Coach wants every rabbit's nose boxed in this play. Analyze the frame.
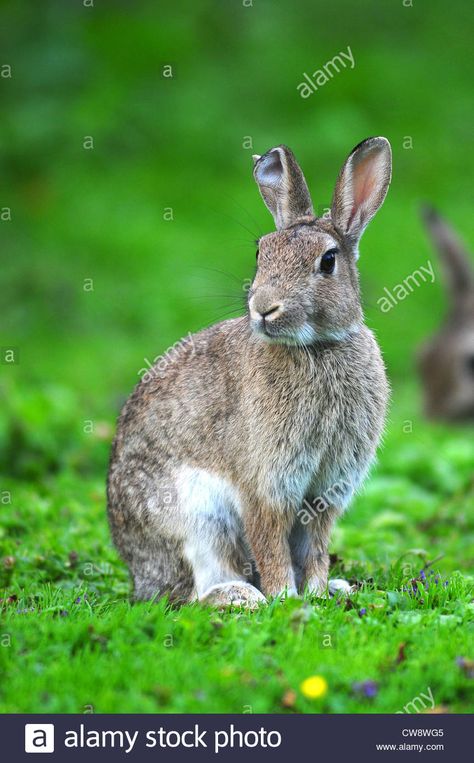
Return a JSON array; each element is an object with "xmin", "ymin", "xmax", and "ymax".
[
  {"xmin": 261, "ymin": 303, "xmax": 283, "ymax": 320},
  {"xmin": 249, "ymin": 295, "xmax": 283, "ymax": 322}
]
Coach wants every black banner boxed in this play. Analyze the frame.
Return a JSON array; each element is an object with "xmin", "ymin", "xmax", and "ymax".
[{"xmin": 3, "ymin": 713, "xmax": 469, "ymax": 762}]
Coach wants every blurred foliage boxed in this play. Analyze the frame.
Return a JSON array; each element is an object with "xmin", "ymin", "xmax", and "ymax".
[{"xmin": 1, "ymin": 0, "xmax": 473, "ymax": 407}]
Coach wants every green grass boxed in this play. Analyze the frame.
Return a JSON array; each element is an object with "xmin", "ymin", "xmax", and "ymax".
[{"xmin": 1, "ymin": 385, "xmax": 473, "ymax": 713}]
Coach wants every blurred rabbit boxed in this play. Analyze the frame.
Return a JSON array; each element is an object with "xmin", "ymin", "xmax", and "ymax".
[
  {"xmin": 418, "ymin": 207, "xmax": 474, "ymax": 421},
  {"xmin": 107, "ymin": 138, "xmax": 392, "ymax": 607}
]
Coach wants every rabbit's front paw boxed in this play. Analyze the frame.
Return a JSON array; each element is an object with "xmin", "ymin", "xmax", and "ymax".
[
  {"xmin": 328, "ymin": 578, "xmax": 355, "ymax": 597},
  {"xmin": 306, "ymin": 578, "xmax": 354, "ymax": 598},
  {"xmin": 199, "ymin": 581, "xmax": 267, "ymax": 610},
  {"xmin": 275, "ymin": 585, "xmax": 299, "ymax": 600}
]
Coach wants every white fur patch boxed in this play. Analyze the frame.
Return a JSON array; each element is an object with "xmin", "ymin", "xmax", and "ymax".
[
  {"xmin": 177, "ymin": 466, "xmax": 246, "ymax": 597},
  {"xmin": 177, "ymin": 465, "xmax": 243, "ymax": 518},
  {"xmin": 257, "ymin": 322, "xmax": 317, "ymax": 347},
  {"xmin": 313, "ymin": 323, "xmax": 360, "ymax": 342}
]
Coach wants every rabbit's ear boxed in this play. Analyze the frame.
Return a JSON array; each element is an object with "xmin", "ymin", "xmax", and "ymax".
[
  {"xmin": 331, "ymin": 137, "xmax": 391, "ymax": 246},
  {"xmin": 421, "ymin": 206, "xmax": 474, "ymax": 303},
  {"xmin": 253, "ymin": 145, "xmax": 314, "ymax": 230}
]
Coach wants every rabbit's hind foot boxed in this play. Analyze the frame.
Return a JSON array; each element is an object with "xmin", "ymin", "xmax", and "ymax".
[{"xmin": 199, "ymin": 581, "xmax": 266, "ymax": 610}]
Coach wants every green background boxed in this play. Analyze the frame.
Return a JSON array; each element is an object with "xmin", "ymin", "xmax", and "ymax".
[{"xmin": 0, "ymin": 0, "xmax": 473, "ymax": 714}]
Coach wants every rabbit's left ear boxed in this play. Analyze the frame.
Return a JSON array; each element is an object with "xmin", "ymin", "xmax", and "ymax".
[
  {"xmin": 253, "ymin": 145, "xmax": 314, "ymax": 230},
  {"xmin": 331, "ymin": 137, "xmax": 392, "ymax": 246}
]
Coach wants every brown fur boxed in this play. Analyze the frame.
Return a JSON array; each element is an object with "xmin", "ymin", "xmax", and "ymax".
[
  {"xmin": 107, "ymin": 138, "xmax": 392, "ymax": 606},
  {"xmin": 418, "ymin": 207, "xmax": 474, "ymax": 421}
]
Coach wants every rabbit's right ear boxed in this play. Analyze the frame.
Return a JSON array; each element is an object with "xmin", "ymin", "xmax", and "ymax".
[
  {"xmin": 331, "ymin": 137, "xmax": 392, "ymax": 247},
  {"xmin": 253, "ymin": 145, "xmax": 314, "ymax": 230},
  {"xmin": 421, "ymin": 206, "xmax": 474, "ymax": 304}
]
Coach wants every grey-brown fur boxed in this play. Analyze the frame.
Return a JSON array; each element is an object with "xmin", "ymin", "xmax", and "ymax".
[
  {"xmin": 253, "ymin": 145, "xmax": 314, "ymax": 230},
  {"xmin": 107, "ymin": 137, "xmax": 392, "ymax": 606},
  {"xmin": 417, "ymin": 206, "xmax": 474, "ymax": 421}
]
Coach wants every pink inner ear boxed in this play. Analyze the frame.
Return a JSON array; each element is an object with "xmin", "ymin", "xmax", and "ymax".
[
  {"xmin": 346, "ymin": 152, "xmax": 378, "ymax": 231},
  {"xmin": 353, "ymin": 153, "xmax": 377, "ymax": 206}
]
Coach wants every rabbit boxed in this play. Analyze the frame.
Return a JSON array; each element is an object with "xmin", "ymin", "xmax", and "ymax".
[
  {"xmin": 107, "ymin": 137, "xmax": 392, "ymax": 608},
  {"xmin": 418, "ymin": 206, "xmax": 474, "ymax": 421}
]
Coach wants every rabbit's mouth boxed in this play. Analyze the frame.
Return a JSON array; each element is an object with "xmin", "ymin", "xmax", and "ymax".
[
  {"xmin": 252, "ymin": 319, "xmax": 318, "ymax": 347},
  {"xmin": 248, "ymin": 293, "xmax": 317, "ymax": 346},
  {"xmin": 252, "ymin": 317, "xmax": 361, "ymax": 347}
]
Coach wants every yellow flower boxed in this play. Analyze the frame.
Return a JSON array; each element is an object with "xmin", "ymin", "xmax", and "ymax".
[{"xmin": 300, "ymin": 675, "xmax": 328, "ymax": 699}]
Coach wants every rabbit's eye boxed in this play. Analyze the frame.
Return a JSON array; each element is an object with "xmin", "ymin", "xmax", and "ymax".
[{"xmin": 320, "ymin": 248, "xmax": 337, "ymax": 274}]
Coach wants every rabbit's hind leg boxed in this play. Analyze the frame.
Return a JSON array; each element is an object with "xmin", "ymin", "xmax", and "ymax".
[
  {"xmin": 131, "ymin": 534, "xmax": 195, "ymax": 604},
  {"xmin": 290, "ymin": 511, "xmax": 353, "ymax": 598},
  {"xmin": 178, "ymin": 466, "xmax": 266, "ymax": 608}
]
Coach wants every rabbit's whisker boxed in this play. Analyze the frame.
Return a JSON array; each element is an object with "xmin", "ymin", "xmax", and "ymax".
[
  {"xmin": 195, "ymin": 264, "xmax": 249, "ymax": 286},
  {"xmin": 208, "ymin": 205, "xmax": 260, "ymax": 242},
  {"xmin": 221, "ymin": 192, "xmax": 265, "ymax": 240},
  {"xmin": 188, "ymin": 295, "xmax": 245, "ymax": 302}
]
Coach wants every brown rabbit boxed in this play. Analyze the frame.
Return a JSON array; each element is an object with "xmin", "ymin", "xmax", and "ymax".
[
  {"xmin": 418, "ymin": 207, "xmax": 474, "ymax": 421},
  {"xmin": 107, "ymin": 137, "xmax": 392, "ymax": 607}
]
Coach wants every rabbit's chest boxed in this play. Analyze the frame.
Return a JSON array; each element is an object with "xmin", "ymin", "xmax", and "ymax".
[
  {"xmin": 293, "ymin": 390, "xmax": 371, "ymax": 505},
  {"xmin": 250, "ymin": 352, "xmax": 383, "ymax": 510}
]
